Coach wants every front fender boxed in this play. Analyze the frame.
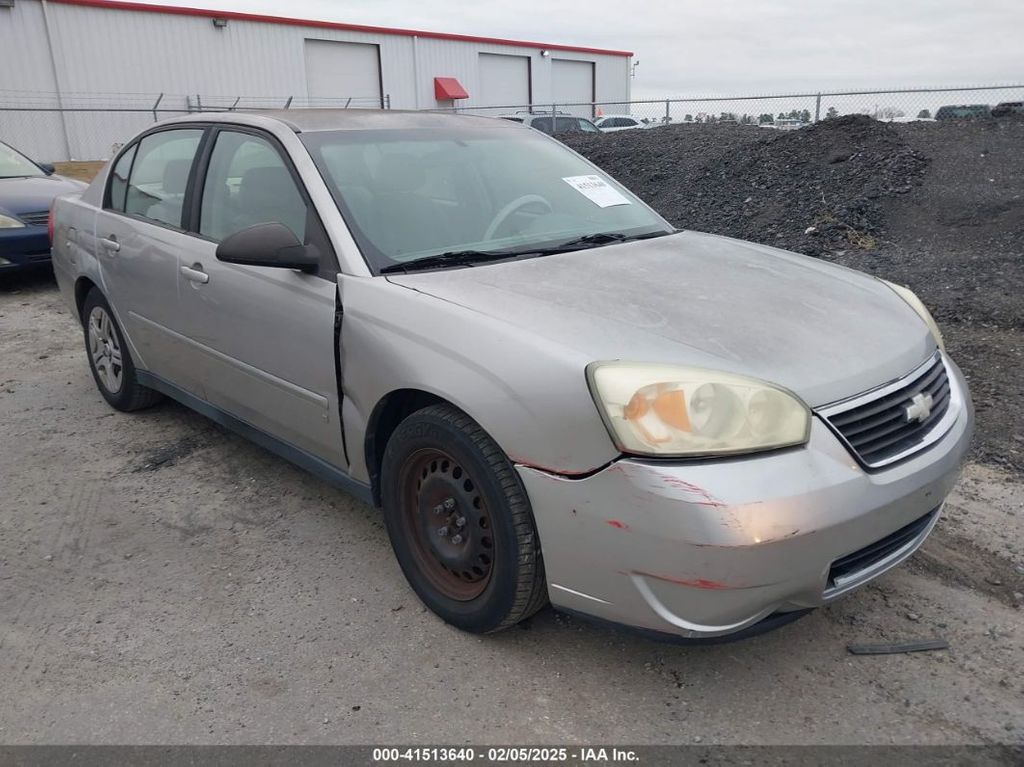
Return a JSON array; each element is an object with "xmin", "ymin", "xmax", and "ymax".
[{"xmin": 339, "ymin": 274, "xmax": 619, "ymax": 483}]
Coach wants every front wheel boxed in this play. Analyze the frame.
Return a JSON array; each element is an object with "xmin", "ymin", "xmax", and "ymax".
[{"xmin": 380, "ymin": 404, "xmax": 548, "ymax": 633}]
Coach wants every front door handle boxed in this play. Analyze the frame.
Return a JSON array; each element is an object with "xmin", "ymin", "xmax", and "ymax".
[
  {"xmin": 180, "ymin": 264, "xmax": 209, "ymax": 284},
  {"xmin": 99, "ymin": 235, "xmax": 120, "ymax": 253}
]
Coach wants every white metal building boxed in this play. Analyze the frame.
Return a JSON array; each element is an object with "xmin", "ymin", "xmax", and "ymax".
[{"xmin": 0, "ymin": 0, "xmax": 633, "ymax": 160}]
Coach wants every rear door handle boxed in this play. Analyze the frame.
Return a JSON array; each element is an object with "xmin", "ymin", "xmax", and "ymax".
[
  {"xmin": 99, "ymin": 235, "xmax": 120, "ymax": 253},
  {"xmin": 180, "ymin": 264, "xmax": 209, "ymax": 284}
]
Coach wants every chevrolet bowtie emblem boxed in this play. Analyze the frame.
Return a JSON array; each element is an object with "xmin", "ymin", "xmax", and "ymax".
[{"xmin": 905, "ymin": 392, "xmax": 934, "ymax": 423}]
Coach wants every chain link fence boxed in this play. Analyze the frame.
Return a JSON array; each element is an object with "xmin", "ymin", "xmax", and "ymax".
[
  {"xmin": 1, "ymin": 85, "xmax": 1021, "ymax": 162},
  {"xmin": 441, "ymin": 84, "xmax": 1024, "ymax": 127},
  {"xmin": 0, "ymin": 90, "xmax": 388, "ymax": 161}
]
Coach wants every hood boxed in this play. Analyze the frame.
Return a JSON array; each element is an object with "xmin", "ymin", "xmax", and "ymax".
[
  {"xmin": 0, "ymin": 174, "xmax": 87, "ymax": 216},
  {"xmin": 387, "ymin": 231, "xmax": 936, "ymax": 407}
]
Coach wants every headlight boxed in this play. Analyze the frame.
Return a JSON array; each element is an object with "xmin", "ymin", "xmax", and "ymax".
[
  {"xmin": 586, "ymin": 362, "xmax": 810, "ymax": 457},
  {"xmin": 0, "ymin": 214, "xmax": 26, "ymax": 229},
  {"xmin": 881, "ymin": 280, "xmax": 944, "ymax": 353}
]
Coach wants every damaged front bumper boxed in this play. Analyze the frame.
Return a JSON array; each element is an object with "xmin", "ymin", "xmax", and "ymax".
[{"xmin": 517, "ymin": 359, "xmax": 973, "ymax": 640}]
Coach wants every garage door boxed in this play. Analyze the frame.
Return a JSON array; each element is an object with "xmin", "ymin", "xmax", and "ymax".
[
  {"xmin": 304, "ymin": 39, "xmax": 383, "ymax": 108},
  {"xmin": 551, "ymin": 59, "xmax": 595, "ymax": 117},
  {"xmin": 478, "ymin": 53, "xmax": 531, "ymax": 109}
]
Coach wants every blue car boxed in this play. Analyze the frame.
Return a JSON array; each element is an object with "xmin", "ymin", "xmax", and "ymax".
[{"xmin": 1, "ymin": 141, "xmax": 86, "ymax": 271}]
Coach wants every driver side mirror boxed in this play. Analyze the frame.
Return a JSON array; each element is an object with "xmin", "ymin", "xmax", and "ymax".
[{"xmin": 215, "ymin": 222, "xmax": 319, "ymax": 274}]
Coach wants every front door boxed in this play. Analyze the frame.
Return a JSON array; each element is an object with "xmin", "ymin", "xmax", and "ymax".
[{"xmin": 176, "ymin": 128, "xmax": 344, "ymax": 467}]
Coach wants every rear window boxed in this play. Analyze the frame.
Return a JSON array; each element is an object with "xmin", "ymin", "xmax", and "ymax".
[{"xmin": 123, "ymin": 129, "xmax": 203, "ymax": 228}]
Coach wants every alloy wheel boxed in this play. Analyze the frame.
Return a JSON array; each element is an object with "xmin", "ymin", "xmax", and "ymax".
[{"xmin": 87, "ymin": 306, "xmax": 124, "ymax": 394}]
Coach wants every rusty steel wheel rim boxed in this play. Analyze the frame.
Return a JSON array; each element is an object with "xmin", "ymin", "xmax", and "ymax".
[{"xmin": 399, "ymin": 448, "xmax": 494, "ymax": 601}]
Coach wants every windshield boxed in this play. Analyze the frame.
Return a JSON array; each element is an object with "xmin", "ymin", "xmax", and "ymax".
[
  {"xmin": 301, "ymin": 125, "xmax": 671, "ymax": 273},
  {"xmin": 0, "ymin": 142, "xmax": 45, "ymax": 178}
]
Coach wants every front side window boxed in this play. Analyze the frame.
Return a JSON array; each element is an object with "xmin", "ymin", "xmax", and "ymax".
[
  {"xmin": 578, "ymin": 119, "xmax": 600, "ymax": 132},
  {"xmin": 302, "ymin": 125, "xmax": 672, "ymax": 272},
  {"xmin": 199, "ymin": 131, "xmax": 308, "ymax": 243},
  {"xmin": 124, "ymin": 129, "xmax": 203, "ymax": 228},
  {"xmin": 0, "ymin": 142, "xmax": 46, "ymax": 179}
]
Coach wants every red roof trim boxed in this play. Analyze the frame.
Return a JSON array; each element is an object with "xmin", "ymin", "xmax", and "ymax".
[
  {"xmin": 434, "ymin": 77, "xmax": 469, "ymax": 100},
  {"xmin": 49, "ymin": 0, "xmax": 634, "ymax": 57}
]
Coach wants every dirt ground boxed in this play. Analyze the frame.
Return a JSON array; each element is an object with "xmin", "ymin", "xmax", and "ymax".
[{"xmin": 1, "ymin": 268, "xmax": 1023, "ymax": 746}]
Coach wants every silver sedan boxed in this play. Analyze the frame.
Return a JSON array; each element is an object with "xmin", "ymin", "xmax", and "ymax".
[{"xmin": 51, "ymin": 110, "xmax": 972, "ymax": 641}]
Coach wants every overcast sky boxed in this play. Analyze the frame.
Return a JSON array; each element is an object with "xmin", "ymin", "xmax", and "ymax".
[{"xmin": 132, "ymin": 0, "xmax": 1022, "ymax": 98}]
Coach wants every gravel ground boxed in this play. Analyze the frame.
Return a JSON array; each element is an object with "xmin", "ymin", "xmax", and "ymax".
[
  {"xmin": 2, "ymin": 268, "xmax": 1023, "ymax": 746},
  {"xmin": 562, "ymin": 116, "xmax": 1024, "ymax": 474}
]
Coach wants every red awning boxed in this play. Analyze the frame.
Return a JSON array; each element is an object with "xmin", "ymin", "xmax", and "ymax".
[{"xmin": 434, "ymin": 77, "xmax": 469, "ymax": 100}]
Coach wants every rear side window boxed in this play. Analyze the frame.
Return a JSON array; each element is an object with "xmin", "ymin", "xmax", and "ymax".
[
  {"xmin": 198, "ymin": 131, "xmax": 309, "ymax": 244},
  {"xmin": 124, "ymin": 129, "xmax": 203, "ymax": 228},
  {"xmin": 107, "ymin": 144, "xmax": 137, "ymax": 212}
]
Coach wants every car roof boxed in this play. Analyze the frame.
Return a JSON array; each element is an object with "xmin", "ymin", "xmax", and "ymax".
[
  {"xmin": 155, "ymin": 108, "xmax": 522, "ymax": 133},
  {"xmin": 597, "ymin": 114, "xmax": 637, "ymax": 119}
]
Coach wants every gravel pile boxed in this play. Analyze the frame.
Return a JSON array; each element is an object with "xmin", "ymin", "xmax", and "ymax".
[{"xmin": 563, "ymin": 116, "xmax": 1024, "ymax": 473}]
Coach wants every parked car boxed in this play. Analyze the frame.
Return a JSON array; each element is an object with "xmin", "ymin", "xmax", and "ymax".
[
  {"xmin": 52, "ymin": 110, "xmax": 972, "ymax": 642},
  {"xmin": 771, "ymin": 118, "xmax": 806, "ymax": 131},
  {"xmin": 991, "ymin": 101, "xmax": 1024, "ymax": 118},
  {"xmin": 0, "ymin": 141, "xmax": 85, "ymax": 271},
  {"xmin": 498, "ymin": 111, "xmax": 601, "ymax": 135},
  {"xmin": 594, "ymin": 114, "xmax": 645, "ymax": 132},
  {"xmin": 935, "ymin": 104, "xmax": 991, "ymax": 120}
]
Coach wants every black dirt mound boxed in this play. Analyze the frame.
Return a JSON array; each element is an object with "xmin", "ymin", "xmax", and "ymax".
[{"xmin": 562, "ymin": 115, "xmax": 929, "ymax": 256}]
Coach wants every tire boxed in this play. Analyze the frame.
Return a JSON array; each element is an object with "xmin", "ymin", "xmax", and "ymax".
[
  {"xmin": 81, "ymin": 288, "xmax": 162, "ymax": 412},
  {"xmin": 380, "ymin": 404, "xmax": 548, "ymax": 633}
]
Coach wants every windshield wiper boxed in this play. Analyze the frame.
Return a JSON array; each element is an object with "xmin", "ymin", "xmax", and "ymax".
[
  {"xmin": 550, "ymin": 230, "xmax": 675, "ymax": 250},
  {"xmin": 380, "ymin": 230, "xmax": 677, "ymax": 274},
  {"xmin": 380, "ymin": 249, "xmax": 519, "ymax": 274}
]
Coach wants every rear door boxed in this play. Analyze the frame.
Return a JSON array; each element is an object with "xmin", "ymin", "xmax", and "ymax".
[
  {"xmin": 176, "ymin": 127, "xmax": 344, "ymax": 466},
  {"xmin": 94, "ymin": 127, "xmax": 207, "ymax": 396}
]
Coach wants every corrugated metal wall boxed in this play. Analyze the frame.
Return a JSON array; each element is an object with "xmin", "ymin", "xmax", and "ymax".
[{"xmin": 0, "ymin": 0, "xmax": 631, "ymax": 160}]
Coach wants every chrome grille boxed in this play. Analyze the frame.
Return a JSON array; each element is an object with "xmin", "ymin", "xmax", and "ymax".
[
  {"xmin": 820, "ymin": 354, "xmax": 953, "ymax": 468},
  {"xmin": 18, "ymin": 210, "xmax": 50, "ymax": 227}
]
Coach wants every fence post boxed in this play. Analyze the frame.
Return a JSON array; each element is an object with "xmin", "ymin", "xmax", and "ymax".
[
  {"xmin": 815, "ymin": 93, "xmax": 822, "ymax": 122},
  {"xmin": 665, "ymin": 99, "xmax": 670, "ymax": 124},
  {"xmin": 385, "ymin": 94, "xmax": 391, "ymax": 109},
  {"xmin": 196, "ymin": 94, "xmax": 202, "ymax": 113},
  {"xmin": 151, "ymin": 92, "xmax": 163, "ymax": 123},
  {"xmin": 552, "ymin": 103, "xmax": 556, "ymax": 122}
]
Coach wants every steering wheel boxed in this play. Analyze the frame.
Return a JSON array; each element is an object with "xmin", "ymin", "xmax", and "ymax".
[{"xmin": 483, "ymin": 195, "xmax": 553, "ymax": 241}]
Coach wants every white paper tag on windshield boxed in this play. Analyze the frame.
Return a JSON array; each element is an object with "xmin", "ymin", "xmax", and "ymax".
[{"xmin": 562, "ymin": 175, "xmax": 631, "ymax": 208}]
